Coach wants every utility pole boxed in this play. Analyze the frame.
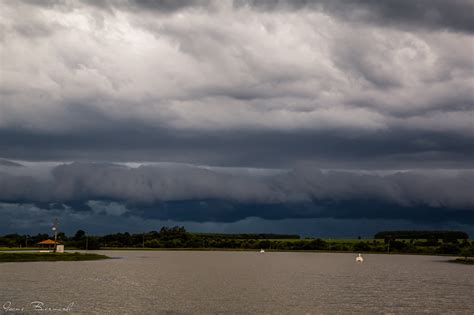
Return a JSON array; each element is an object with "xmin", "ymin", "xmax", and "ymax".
[
  {"xmin": 86, "ymin": 235, "xmax": 88, "ymax": 251},
  {"xmin": 52, "ymin": 218, "xmax": 59, "ymax": 252},
  {"xmin": 143, "ymin": 233, "xmax": 145, "ymax": 248}
]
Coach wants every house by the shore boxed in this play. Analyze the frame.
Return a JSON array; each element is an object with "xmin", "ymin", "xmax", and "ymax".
[{"xmin": 37, "ymin": 239, "xmax": 60, "ymax": 251}]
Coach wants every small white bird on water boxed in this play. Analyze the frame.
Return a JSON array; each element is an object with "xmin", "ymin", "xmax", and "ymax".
[
  {"xmin": 260, "ymin": 249, "xmax": 265, "ymax": 253},
  {"xmin": 356, "ymin": 253, "xmax": 364, "ymax": 262}
]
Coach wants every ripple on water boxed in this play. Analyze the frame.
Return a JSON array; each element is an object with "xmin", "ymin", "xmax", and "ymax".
[{"xmin": 0, "ymin": 251, "xmax": 472, "ymax": 314}]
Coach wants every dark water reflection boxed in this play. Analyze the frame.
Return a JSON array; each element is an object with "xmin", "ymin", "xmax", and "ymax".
[{"xmin": 1, "ymin": 251, "xmax": 473, "ymax": 314}]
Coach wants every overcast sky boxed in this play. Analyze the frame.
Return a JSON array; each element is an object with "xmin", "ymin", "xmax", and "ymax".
[{"xmin": 0, "ymin": 0, "xmax": 473, "ymax": 236}]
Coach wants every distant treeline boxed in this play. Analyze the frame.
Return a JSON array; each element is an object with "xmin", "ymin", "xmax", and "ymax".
[
  {"xmin": 1, "ymin": 227, "xmax": 473, "ymax": 257},
  {"xmin": 192, "ymin": 232, "xmax": 300, "ymax": 240},
  {"xmin": 0, "ymin": 227, "xmax": 299, "ymax": 249},
  {"xmin": 374, "ymin": 230, "xmax": 469, "ymax": 240}
]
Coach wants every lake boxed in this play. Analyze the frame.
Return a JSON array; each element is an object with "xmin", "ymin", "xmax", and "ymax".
[{"xmin": 1, "ymin": 251, "xmax": 473, "ymax": 314}]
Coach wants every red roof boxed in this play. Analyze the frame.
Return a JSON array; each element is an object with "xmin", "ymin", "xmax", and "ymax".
[{"xmin": 37, "ymin": 239, "xmax": 60, "ymax": 245}]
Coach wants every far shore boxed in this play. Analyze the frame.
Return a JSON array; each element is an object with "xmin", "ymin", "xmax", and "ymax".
[
  {"xmin": 96, "ymin": 247, "xmax": 472, "ymax": 257},
  {"xmin": 0, "ymin": 247, "xmax": 470, "ymax": 257},
  {"xmin": 1, "ymin": 248, "xmax": 472, "ymax": 264},
  {"xmin": 37, "ymin": 247, "xmax": 474, "ymax": 258}
]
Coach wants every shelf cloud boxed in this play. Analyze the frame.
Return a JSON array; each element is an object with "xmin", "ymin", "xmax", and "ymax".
[{"xmin": 1, "ymin": 162, "xmax": 473, "ymax": 228}]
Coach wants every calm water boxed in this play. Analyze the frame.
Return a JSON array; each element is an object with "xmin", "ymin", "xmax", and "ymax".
[{"xmin": 0, "ymin": 251, "xmax": 473, "ymax": 314}]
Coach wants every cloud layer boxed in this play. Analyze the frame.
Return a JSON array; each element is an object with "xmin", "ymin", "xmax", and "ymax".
[
  {"xmin": 0, "ymin": 0, "xmax": 473, "ymax": 168},
  {"xmin": 1, "ymin": 161, "xmax": 473, "ymax": 225},
  {"xmin": 0, "ymin": 1, "xmax": 473, "ymax": 234}
]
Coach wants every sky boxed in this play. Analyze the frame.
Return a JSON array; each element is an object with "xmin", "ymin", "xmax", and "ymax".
[{"xmin": 0, "ymin": 0, "xmax": 473, "ymax": 237}]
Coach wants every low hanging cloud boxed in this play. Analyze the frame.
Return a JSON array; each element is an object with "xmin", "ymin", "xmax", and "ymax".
[{"xmin": 0, "ymin": 161, "xmax": 473, "ymax": 224}]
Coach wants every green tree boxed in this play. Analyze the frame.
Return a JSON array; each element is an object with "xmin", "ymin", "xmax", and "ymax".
[
  {"xmin": 353, "ymin": 242, "xmax": 370, "ymax": 251},
  {"xmin": 459, "ymin": 247, "xmax": 473, "ymax": 260},
  {"xmin": 74, "ymin": 230, "xmax": 85, "ymax": 241}
]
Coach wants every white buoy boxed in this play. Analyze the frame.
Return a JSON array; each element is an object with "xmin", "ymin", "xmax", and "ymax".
[{"xmin": 356, "ymin": 253, "xmax": 364, "ymax": 262}]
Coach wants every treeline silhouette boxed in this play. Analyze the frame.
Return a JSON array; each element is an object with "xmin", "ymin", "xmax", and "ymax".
[
  {"xmin": 1, "ymin": 227, "xmax": 473, "ymax": 256},
  {"xmin": 374, "ymin": 230, "xmax": 469, "ymax": 240}
]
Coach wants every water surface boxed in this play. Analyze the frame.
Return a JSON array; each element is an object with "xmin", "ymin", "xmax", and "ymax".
[{"xmin": 1, "ymin": 251, "xmax": 472, "ymax": 314}]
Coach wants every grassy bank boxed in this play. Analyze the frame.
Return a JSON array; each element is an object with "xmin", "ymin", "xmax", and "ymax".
[
  {"xmin": 0, "ymin": 247, "xmax": 39, "ymax": 251},
  {"xmin": 0, "ymin": 252, "xmax": 110, "ymax": 263}
]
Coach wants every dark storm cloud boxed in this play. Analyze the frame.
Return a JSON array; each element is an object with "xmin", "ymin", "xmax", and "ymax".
[
  {"xmin": 3, "ymin": 200, "xmax": 472, "ymax": 237},
  {"xmin": 0, "ymin": 0, "xmax": 474, "ymax": 235},
  {"xmin": 1, "ymin": 127, "xmax": 473, "ymax": 169},
  {"xmin": 1, "ymin": 0, "xmax": 473, "ymax": 236},
  {"xmin": 235, "ymin": 0, "xmax": 474, "ymax": 33},
  {"xmin": 2, "ymin": 0, "xmax": 472, "ymax": 169},
  {"xmin": 19, "ymin": 0, "xmax": 474, "ymax": 33},
  {"xmin": 81, "ymin": 0, "xmax": 212, "ymax": 13},
  {"xmin": 1, "ymin": 162, "xmax": 473, "ymax": 225},
  {"xmin": 131, "ymin": 200, "xmax": 474, "ymax": 225}
]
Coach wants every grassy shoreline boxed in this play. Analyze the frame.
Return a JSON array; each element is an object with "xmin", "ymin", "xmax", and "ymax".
[
  {"xmin": 449, "ymin": 258, "xmax": 474, "ymax": 265},
  {"xmin": 97, "ymin": 247, "xmax": 468, "ymax": 257},
  {"xmin": 0, "ymin": 247, "xmax": 40, "ymax": 251},
  {"xmin": 1, "ymin": 248, "xmax": 471, "ymax": 263},
  {"xmin": 0, "ymin": 246, "xmax": 463, "ymax": 257},
  {"xmin": 1, "ymin": 247, "xmax": 471, "ymax": 258},
  {"xmin": 0, "ymin": 252, "xmax": 111, "ymax": 263}
]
